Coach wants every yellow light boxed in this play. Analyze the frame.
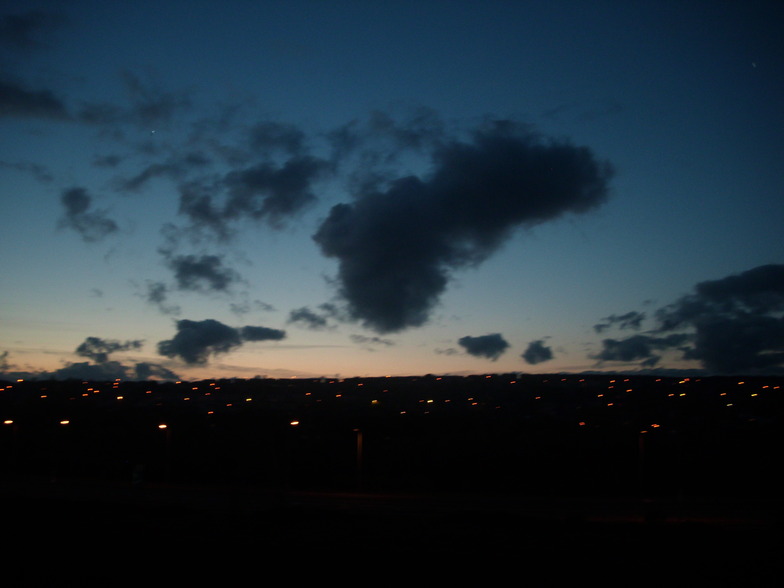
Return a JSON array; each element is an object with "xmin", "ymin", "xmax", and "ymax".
[
  {"xmin": 60, "ymin": 420, "xmax": 70, "ymax": 425},
  {"xmin": 289, "ymin": 420, "xmax": 300, "ymax": 426},
  {"xmin": 158, "ymin": 424, "xmax": 167, "ymax": 429},
  {"xmin": 3, "ymin": 420, "xmax": 13, "ymax": 425}
]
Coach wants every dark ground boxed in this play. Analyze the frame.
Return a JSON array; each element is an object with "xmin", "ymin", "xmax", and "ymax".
[{"xmin": 2, "ymin": 476, "xmax": 781, "ymax": 587}]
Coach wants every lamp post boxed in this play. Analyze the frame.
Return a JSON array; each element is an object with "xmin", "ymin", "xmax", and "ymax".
[
  {"xmin": 3, "ymin": 420, "xmax": 18, "ymax": 473},
  {"xmin": 354, "ymin": 428, "xmax": 363, "ymax": 491},
  {"xmin": 159, "ymin": 424, "xmax": 171, "ymax": 483}
]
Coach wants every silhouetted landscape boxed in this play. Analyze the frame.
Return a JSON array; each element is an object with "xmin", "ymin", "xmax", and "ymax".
[{"xmin": 2, "ymin": 373, "xmax": 781, "ymax": 585}]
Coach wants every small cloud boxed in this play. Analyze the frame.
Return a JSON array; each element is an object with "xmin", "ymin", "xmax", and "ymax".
[
  {"xmin": 288, "ymin": 306, "xmax": 331, "ymax": 330},
  {"xmin": 141, "ymin": 280, "xmax": 181, "ymax": 315},
  {"xmin": 458, "ymin": 333, "xmax": 510, "ymax": 361},
  {"xmin": 594, "ymin": 311, "xmax": 646, "ymax": 333},
  {"xmin": 165, "ymin": 253, "xmax": 241, "ymax": 293},
  {"xmin": 522, "ymin": 339, "xmax": 553, "ymax": 365},
  {"xmin": 239, "ymin": 325, "xmax": 286, "ymax": 342},
  {"xmin": 350, "ymin": 334, "xmax": 394, "ymax": 347},
  {"xmin": 58, "ymin": 187, "xmax": 119, "ymax": 242}
]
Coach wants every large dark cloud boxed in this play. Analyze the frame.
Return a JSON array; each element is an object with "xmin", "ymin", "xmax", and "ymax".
[
  {"xmin": 458, "ymin": 333, "xmax": 509, "ymax": 361},
  {"xmin": 656, "ymin": 264, "xmax": 784, "ymax": 373},
  {"xmin": 522, "ymin": 339, "xmax": 554, "ymax": 365},
  {"xmin": 594, "ymin": 264, "xmax": 784, "ymax": 374},
  {"xmin": 157, "ymin": 318, "xmax": 286, "ymax": 365},
  {"xmin": 314, "ymin": 121, "xmax": 613, "ymax": 333},
  {"xmin": 59, "ymin": 187, "xmax": 119, "ymax": 242}
]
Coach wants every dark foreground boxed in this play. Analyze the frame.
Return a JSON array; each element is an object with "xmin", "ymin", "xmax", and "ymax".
[{"xmin": 2, "ymin": 476, "xmax": 781, "ymax": 587}]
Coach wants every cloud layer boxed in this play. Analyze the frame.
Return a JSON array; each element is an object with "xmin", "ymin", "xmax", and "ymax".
[{"xmin": 595, "ymin": 264, "xmax": 784, "ymax": 374}]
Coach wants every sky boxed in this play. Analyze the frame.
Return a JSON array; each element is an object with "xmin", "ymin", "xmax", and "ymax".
[{"xmin": 1, "ymin": 0, "xmax": 783, "ymax": 381}]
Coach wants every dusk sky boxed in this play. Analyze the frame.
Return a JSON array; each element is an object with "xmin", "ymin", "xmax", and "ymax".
[{"xmin": 2, "ymin": 0, "xmax": 783, "ymax": 381}]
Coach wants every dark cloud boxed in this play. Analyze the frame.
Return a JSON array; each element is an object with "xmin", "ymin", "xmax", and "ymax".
[
  {"xmin": 141, "ymin": 280, "xmax": 181, "ymax": 315},
  {"xmin": 593, "ymin": 264, "xmax": 784, "ymax": 374},
  {"xmin": 657, "ymin": 264, "xmax": 784, "ymax": 330},
  {"xmin": 0, "ymin": 160, "xmax": 53, "ymax": 182},
  {"xmin": 655, "ymin": 264, "xmax": 784, "ymax": 373},
  {"xmin": 314, "ymin": 120, "xmax": 613, "ymax": 333},
  {"xmin": 113, "ymin": 152, "xmax": 210, "ymax": 193},
  {"xmin": 326, "ymin": 107, "xmax": 447, "ymax": 166},
  {"xmin": 79, "ymin": 70, "xmax": 190, "ymax": 130},
  {"xmin": 158, "ymin": 319, "xmax": 242, "ymax": 365},
  {"xmin": 287, "ymin": 306, "xmax": 331, "ymax": 330},
  {"xmin": 176, "ymin": 155, "xmax": 330, "ymax": 239},
  {"xmin": 92, "ymin": 154, "xmax": 123, "ymax": 168},
  {"xmin": 594, "ymin": 311, "xmax": 646, "ymax": 333},
  {"xmin": 522, "ymin": 339, "xmax": 554, "ymax": 364},
  {"xmin": 222, "ymin": 156, "xmax": 328, "ymax": 227},
  {"xmin": 593, "ymin": 333, "xmax": 690, "ymax": 368},
  {"xmin": 248, "ymin": 121, "xmax": 306, "ymax": 155},
  {"xmin": 75, "ymin": 336, "xmax": 143, "ymax": 364},
  {"xmin": 1, "ymin": 345, "xmax": 178, "ymax": 382},
  {"xmin": 120, "ymin": 70, "xmax": 191, "ymax": 128},
  {"xmin": 0, "ymin": 78, "xmax": 69, "ymax": 119},
  {"xmin": 59, "ymin": 187, "xmax": 119, "ymax": 242},
  {"xmin": 166, "ymin": 253, "xmax": 241, "ymax": 293},
  {"xmin": 458, "ymin": 333, "xmax": 510, "ymax": 361},
  {"xmin": 157, "ymin": 318, "xmax": 286, "ymax": 365},
  {"xmin": 133, "ymin": 362, "xmax": 179, "ymax": 381},
  {"xmin": 239, "ymin": 325, "xmax": 286, "ymax": 342},
  {"xmin": 0, "ymin": 9, "xmax": 64, "ymax": 52},
  {"xmin": 38, "ymin": 361, "xmax": 177, "ymax": 382},
  {"xmin": 350, "ymin": 334, "xmax": 394, "ymax": 347},
  {"xmin": 230, "ymin": 299, "xmax": 275, "ymax": 316}
]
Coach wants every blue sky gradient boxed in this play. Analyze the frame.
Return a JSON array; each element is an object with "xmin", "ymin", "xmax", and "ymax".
[{"xmin": 2, "ymin": 1, "xmax": 783, "ymax": 380}]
